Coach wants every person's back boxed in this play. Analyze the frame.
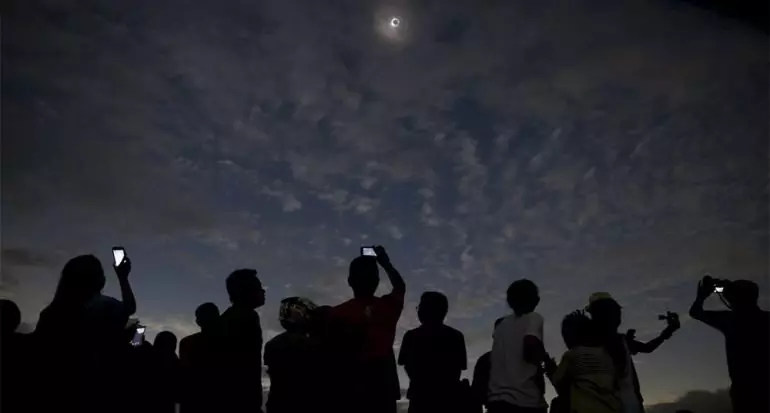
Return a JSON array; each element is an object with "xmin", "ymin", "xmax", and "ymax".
[
  {"xmin": 180, "ymin": 303, "xmax": 222, "ymax": 413},
  {"xmin": 0, "ymin": 300, "xmax": 31, "ymax": 413},
  {"xmin": 220, "ymin": 269, "xmax": 266, "ymax": 413},
  {"xmin": 551, "ymin": 311, "xmax": 621, "ymax": 413},
  {"xmin": 690, "ymin": 278, "xmax": 770, "ymax": 413},
  {"xmin": 264, "ymin": 297, "xmax": 319, "ymax": 413},
  {"xmin": 150, "ymin": 331, "xmax": 180, "ymax": 413},
  {"xmin": 330, "ymin": 247, "xmax": 406, "ymax": 413},
  {"xmin": 472, "ymin": 318, "xmax": 505, "ymax": 413},
  {"xmin": 33, "ymin": 254, "xmax": 135, "ymax": 413},
  {"xmin": 488, "ymin": 280, "xmax": 548, "ymax": 413},
  {"xmin": 398, "ymin": 292, "xmax": 466, "ymax": 413}
]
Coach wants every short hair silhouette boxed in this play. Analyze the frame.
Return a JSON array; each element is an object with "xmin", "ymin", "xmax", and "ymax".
[
  {"xmin": 226, "ymin": 268, "xmax": 265, "ymax": 308},
  {"xmin": 348, "ymin": 256, "xmax": 379, "ymax": 297},
  {"xmin": 154, "ymin": 331, "xmax": 178, "ymax": 353},
  {"xmin": 53, "ymin": 255, "xmax": 106, "ymax": 305},
  {"xmin": 724, "ymin": 280, "xmax": 760, "ymax": 311},
  {"xmin": 506, "ymin": 279, "xmax": 539, "ymax": 314},
  {"xmin": 0, "ymin": 299, "xmax": 21, "ymax": 334},
  {"xmin": 418, "ymin": 291, "xmax": 449, "ymax": 324},
  {"xmin": 587, "ymin": 297, "xmax": 622, "ymax": 332},
  {"xmin": 195, "ymin": 302, "xmax": 220, "ymax": 329},
  {"xmin": 561, "ymin": 310, "xmax": 593, "ymax": 349}
]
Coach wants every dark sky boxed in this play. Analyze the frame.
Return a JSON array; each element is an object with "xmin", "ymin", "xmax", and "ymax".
[{"xmin": 2, "ymin": 0, "xmax": 768, "ymax": 405}]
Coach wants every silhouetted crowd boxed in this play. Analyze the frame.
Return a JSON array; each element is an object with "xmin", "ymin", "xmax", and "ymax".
[{"xmin": 1, "ymin": 246, "xmax": 768, "ymax": 413}]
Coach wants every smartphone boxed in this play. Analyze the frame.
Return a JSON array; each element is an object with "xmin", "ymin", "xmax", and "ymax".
[
  {"xmin": 131, "ymin": 326, "xmax": 145, "ymax": 346},
  {"xmin": 714, "ymin": 286, "xmax": 724, "ymax": 293},
  {"xmin": 361, "ymin": 246, "xmax": 377, "ymax": 257},
  {"xmin": 112, "ymin": 246, "xmax": 126, "ymax": 266}
]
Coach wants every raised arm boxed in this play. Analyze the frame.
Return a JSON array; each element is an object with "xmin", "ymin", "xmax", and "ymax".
[
  {"xmin": 115, "ymin": 257, "xmax": 136, "ymax": 315},
  {"xmin": 374, "ymin": 246, "xmax": 405, "ymax": 295},
  {"xmin": 689, "ymin": 276, "xmax": 729, "ymax": 332},
  {"xmin": 627, "ymin": 331, "xmax": 672, "ymax": 355}
]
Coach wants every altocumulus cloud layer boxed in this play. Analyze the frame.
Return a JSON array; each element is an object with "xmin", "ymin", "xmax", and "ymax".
[{"xmin": 2, "ymin": 0, "xmax": 767, "ymax": 404}]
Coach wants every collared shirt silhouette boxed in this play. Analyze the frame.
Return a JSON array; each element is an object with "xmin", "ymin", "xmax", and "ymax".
[
  {"xmin": 220, "ymin": 269, "xmax": 266, "ymax": 413},
  {"xmin": 329, "ymin": 246, "xmax": 405, "ymax": 413},
  {"xmin": 398, "ymin": 291, "xmax": 467, "ymax": 413}
]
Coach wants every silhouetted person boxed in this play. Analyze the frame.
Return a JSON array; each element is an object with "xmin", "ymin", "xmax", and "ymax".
[
  {"xmin": 689, "ymin": 277, "xmax": 769, "ymax": 413},
  {"xmin": 150, "ymin": 331, "xmax": 181, "ymax": 413},
  {"xmin": 180, "ymin": 302, "xmax": 222, "ymax": 413},
  {"xmin": 586, "ymin": 293, "xmax": 642, "ymax": 413},
  {"xmin": 549, "ymin": 311, "xmax": 621, "ymax": 413},
  {"xmin": 472, "ymin": 317, "xmax": 505, "ymax": 413},
  {"xmin": 220, "ymin": 268, "xmax": 266, "ymax": 413},
  {"xmin": 264, "ymin": 297, "xmax": 319, "ymax": 413},
  {"xmin": 329, "ymin": 245, "xmax": 406, "ymax": 413},
  {"xmin": 1, "ymin": 299, "xmax": 29, "ymax": 413},
  {"xmin": 308, "ymin": 305, "xmax": 336, "ymax": 411},
  {"xmin": 398, "ymin": 291, "xmax": 467, "ymax": 413},
  {"xmin": 488, "ymin": 279, "xmax": 548, "ymax": 413},
  {"xmin": 34, "ymin": 254, "xmax": 136, "ymax": 413}
]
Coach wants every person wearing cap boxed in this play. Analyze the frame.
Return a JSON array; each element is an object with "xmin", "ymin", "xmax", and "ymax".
[
  {"xmin": 689, "ymin": 277, "xmax": 769, "ymax": 413},
  {"xmin": 586, "ymin": 292, "xmax": 679, "ymax": 413},
  {"xmin": 264, "ymin": 297, "xmax": 319, "ymax": 413}
]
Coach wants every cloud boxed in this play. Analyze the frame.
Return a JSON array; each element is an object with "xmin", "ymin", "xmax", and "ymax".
[
  {"xmin": 385, "ymin": 225, "xmax": 404, "ymax": 240},
  {"xmin": 645, "ymin": 388, "xmax": 732, "ymax": 413},
  {"xmin": 261, "ymin": 186, "xmax": 303, "ymax": 212}
]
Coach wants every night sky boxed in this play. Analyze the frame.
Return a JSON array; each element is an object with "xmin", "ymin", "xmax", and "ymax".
[{"xmin": 2, "ymin": 0, "xmax": 768, "ymax": 406}]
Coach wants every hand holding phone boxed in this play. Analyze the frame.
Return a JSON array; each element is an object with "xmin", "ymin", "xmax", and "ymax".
[
  {"xmin": 361, "ymin": 246, "xmax": 377, "ymax": 257},
  {"xmin": 112, "ymin": 246, "xmax": 131, "ymax": 278},
  {"xmin": 131, "ymin": 325, "xmax": 146, "ymax": 346},
  {"xmin": 113, "ymin": 247, "xmax": 126, "ymax": 266}
]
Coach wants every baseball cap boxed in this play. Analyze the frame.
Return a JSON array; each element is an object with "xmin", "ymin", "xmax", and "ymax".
[{"xmin": 586, "ymin": 292, "xmax": 620, "ymax": 310}]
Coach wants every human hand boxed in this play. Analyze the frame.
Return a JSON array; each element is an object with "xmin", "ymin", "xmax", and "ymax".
[
  {"xmin": 697, "ymin": 275, "xmax": 714, "ymax": 299},
  {"xmin": 666, "ymin": 313, "xmax": 681, "ymax": 331},
  {"xmin": 114, "ymin": 257, "xmax": 132, "ymax": 279},
  {"xmin": 374, "ymin": 246, "xmax": 390, "ymax": 265},
  {"xmin": 626, "ymin": 329, "xmax": 637, "ymax": 341}
]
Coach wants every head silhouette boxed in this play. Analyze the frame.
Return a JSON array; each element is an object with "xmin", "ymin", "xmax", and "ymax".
[
  {"xmin": 723, "ymin": 280, "xmax": 760, "ymax": 312},
  {"xmin": 53, "ymin": 255, "xmax": 105, "ymax": 306},
  {"xmin": 195, "ymin": 302, "xmax": 220, "ymax": 330},
  {"xmin": 587, "ymin": 293, "xmax": 622, "ymax": 333},
  {"xmin": 226, "ymin": 269, "xmax": 265, "ymax": 309},
  {"xmin": 561, "ymin": 310, "xmax": 594, "ymax": 349},
  {"xmin": 418, "ymin": 291, "xmax": 449, "ymax": 325},
  {"xmin": 154, "ymin": 331, "xmax": 178, "ymax": 354},
  {"xmin": 0, "ymin": 299, "xmax": 21, "ymax": 335},
  {"xmin": 348, "ymin": 256, "xmax": 379, "ymax": 298},
  {"xmin": 506, "ymin": 279, "xmax": 540, "ymax": 315},
  {"xmin": 279, "ymin": 297, "xmax": 318, "ymax": 333}
]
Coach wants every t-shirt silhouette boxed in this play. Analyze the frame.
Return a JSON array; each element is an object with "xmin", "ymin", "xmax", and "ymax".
[
  {"xmin": 330, "ymin": 290, "xmax": 405, "ymax": 403},
  {"xmin": 398, "ymin": 324, "xmax": 467, "ymax": 401},
  {"xmin": 330, "ymin": 291, "xmax": 404, "ymax": 359},
  {"xmin": 179, "ymin": 331, "xmax": 222, "ymax": 413},
  {"xmin": 220, "ymin": 306, "xmax": 264, "ymax": 412},
  {"xmin": 695, "ymin": 309, "xmax": 770, "ymax": 398},
  {"xmin": 552, "ymin": 346, "xmax": 621, "ymax": 413},
  {"xmin": 488, "ymin": 312, "xmax": 547, "ymax": 409},
  {"xmin": 264, "ymin": 331, "xmax": 318, "ymax": 413},
  {"xmin": 471, "ymin": 351, "xmax": 492, "ymax": 409}
]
